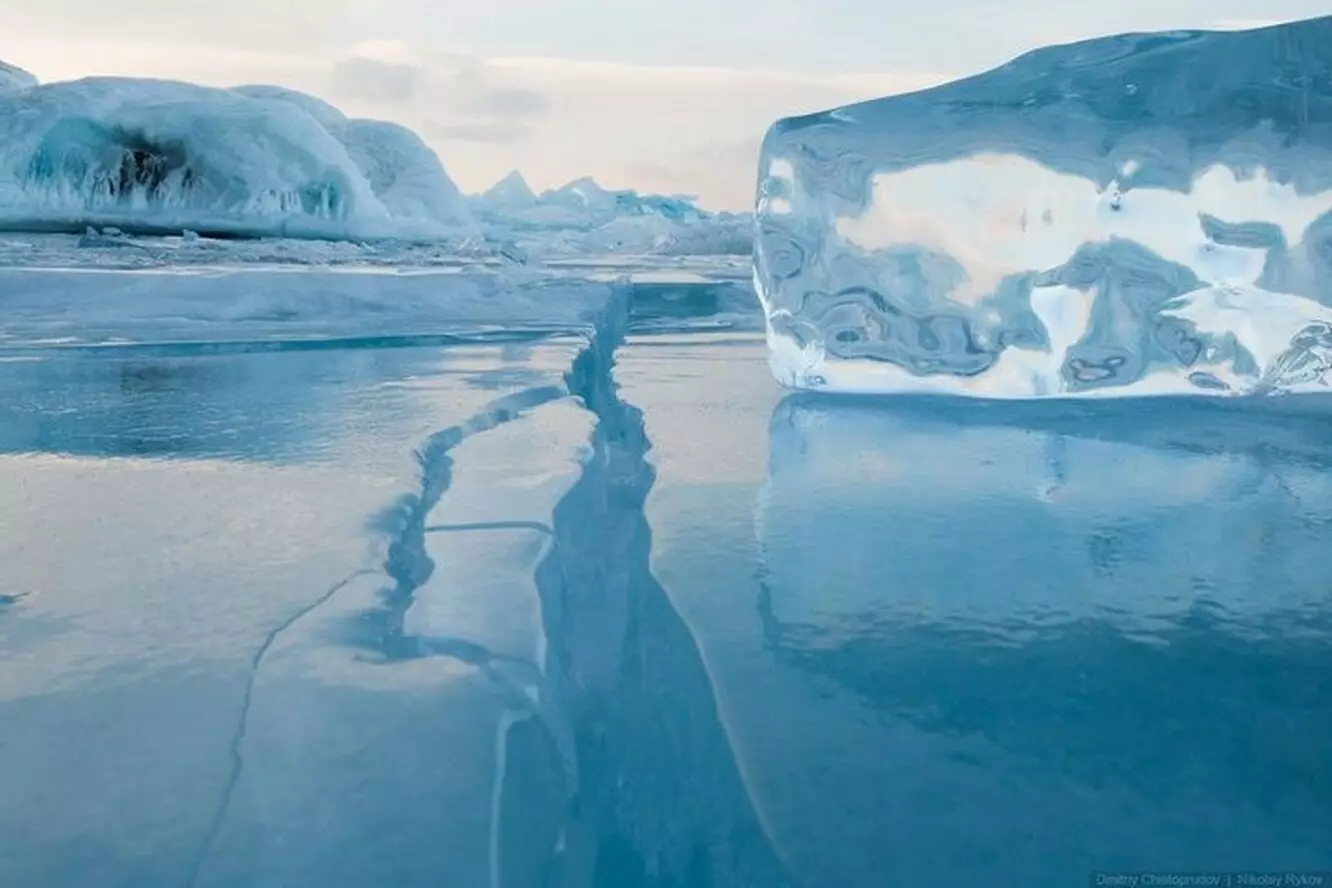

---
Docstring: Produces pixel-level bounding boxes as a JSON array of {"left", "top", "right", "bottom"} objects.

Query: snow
[
  {"left": 0, "top": 71, "right": 472, "bottom": 240},
  {"left": 755, "top": 16, "right": 1332, "bottom": 398}
]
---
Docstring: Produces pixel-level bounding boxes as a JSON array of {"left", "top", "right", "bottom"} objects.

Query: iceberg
[
  {"left": 754, "top": 16, "right": 1332, "bottom": 397},
  {"left": 0, "top": 69, "right": 473, "bottom": 240}
]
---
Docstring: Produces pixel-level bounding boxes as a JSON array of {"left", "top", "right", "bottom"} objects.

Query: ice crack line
[
  {"left": 367, "top": 289, "right": 632, "bottom": 661},
  {"left": 424, "top": 520, "right": 553, "bottom": 536},
  {"left": 368, "top": 383, "right": 569, "bottom": 659},
  {"left": 186, "top": 568, "right": 375, "bottom": 888}
]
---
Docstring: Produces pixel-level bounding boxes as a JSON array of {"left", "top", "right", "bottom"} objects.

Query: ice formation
[
  {"left": 472, "top": 173, "right": 752, "bottom": 256},
  {"left": 333, "top": 119, "right": 471, "bottom": 228},
  {"left": 0, "top": 69, "right": 472, "bottom": 239},
  {"left": 0, "top": 61, "right": 37, "bottom": 94},
  {"left": 0, "top": 63, "right": 743, "bottom": 253},
  {"left": 477, "top": 170, "right": 538, "bottom": 212},
  {"left": 754, "top": 16, "right": 1332, "bottom": 397}
]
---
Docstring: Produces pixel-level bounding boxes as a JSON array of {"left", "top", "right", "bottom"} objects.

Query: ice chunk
[
  {"left": 0, "top": 73, "right": 470, "bottom": 239},
  {"left": 754, "top": 17, "right": 1332, "bottom": 398}
]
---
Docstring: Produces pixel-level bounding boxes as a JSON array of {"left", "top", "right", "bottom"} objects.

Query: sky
[{"left": 0, "top": 1, "right": 1326, "bottom": 210}]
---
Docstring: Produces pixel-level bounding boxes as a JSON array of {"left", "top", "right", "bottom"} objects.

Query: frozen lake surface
[{"left": 2, "top": 264, "right": 1331, "bottom": 887}]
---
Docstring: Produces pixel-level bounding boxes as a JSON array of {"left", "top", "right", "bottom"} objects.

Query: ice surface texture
[
  {"left": 754, "top": 17, "right": 1332, "bottom": 397},
  {"left": 0, "top": 72, "right": 472, "bottom": 239}
]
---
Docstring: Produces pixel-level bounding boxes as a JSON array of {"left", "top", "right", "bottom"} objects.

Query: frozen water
[
  {"left": 0, "top": 266, "right": 607, "bottom": 349},
  {"left": 618, "top": 338, "right": 1332, "bottom": 884},
  {"left": 5, "top": 16, "right": 1332, "bottom": 884},
  {"left": 1, "top": 274, "right": 1330, "bottom": 886},
  {"left": 0, "top": 246, "right": 759, "bottom": 351},
  {"left": 0, "top": 71, "right": 471, "bottom": 239},
  {"left": 755, "top": 16, "right": 1332, "bottom": 397}
]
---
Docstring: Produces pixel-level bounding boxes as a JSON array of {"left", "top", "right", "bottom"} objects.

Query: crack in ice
[{"left": 186, "top": 568, "right": 375, "bottom": 888}]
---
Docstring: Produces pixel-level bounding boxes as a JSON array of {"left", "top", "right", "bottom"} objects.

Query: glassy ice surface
[
  {"left": 755, "top": 17, "right": 1332, "bottom": 397},
  {"left": 2, "top": 269, "right": 1331, "bottom": 887}
]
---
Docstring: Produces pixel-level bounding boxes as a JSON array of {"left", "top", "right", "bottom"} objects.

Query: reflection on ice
[{"left": 750, "top": 392, "right": 1332, "bottom": 882}]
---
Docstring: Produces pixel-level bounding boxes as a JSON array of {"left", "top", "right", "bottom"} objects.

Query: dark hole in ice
[
  {"left": 114, "top": 131, "right": 194, "bottom": 198},
  {"left": 26, "top": 119, "right": 198, "bottom": 204}
]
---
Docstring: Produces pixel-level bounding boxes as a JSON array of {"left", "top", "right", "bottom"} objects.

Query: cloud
[
  {"left": 328, "top": 57, "right": 422, "bottom": 104},
  {"left": 627, "top": 139, "right": 763, "bottom": 211},
  {"left": 467, "top": 87, "right": 549, "bottom": 119},
  {"left": 424, "top": 120, "right": 535, "bottom": 144},
  {"left": 323, "top": 46, "right": 553, "bottom": 149},
  {"left": 0, "top": 30, "right": 944, "bottom": 210}
]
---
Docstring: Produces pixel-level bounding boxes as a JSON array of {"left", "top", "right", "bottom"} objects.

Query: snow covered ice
[
  {"left": 0, "top": 58, "right": 750, "bottom": 257},
  {"left": 754, "top": 16, "right": 1332, "bottom": 398},
  {"left": 0, "top": 66, "right": 473, "bottom": 240}
]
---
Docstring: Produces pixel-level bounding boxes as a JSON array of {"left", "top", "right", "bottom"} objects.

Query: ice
[
  {"left": 331, "top": 119, "right": 472, "bottom": 228},
  {"left": 476, "top": 169, "right": 538, "bottom": 213},
  {"left": 0, "top": 60, "right": 742, "bottom": 256},
  {"left": 0, "top": 71, "right": 472, "bottom": 240},
  {"left": 0, "top": 61, "right": 37, "bottom": 94},
  {"left": 228, "top": 85, "right": 348, "bottom": 129},
  {"left": 471, "top": 172, "right": 753, "bottom": 256},
  {"left": 232, "top": 86, "right": 471, "bottom": 228},
  {"left": 3, "top": 287, "right": 1331, "bottom": 885},
  {"left": 0, "top": 266, "right": 615, "bottom": 350},
  {"left": 611, "top": 336, "right": 1332, "bottom": 884},
  {"left": 754, "top": 16, "right": 1332, "bottom": 398}
]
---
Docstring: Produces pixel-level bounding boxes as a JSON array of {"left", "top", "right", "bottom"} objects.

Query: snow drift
[{"left": 0, "top": 68, "right": 473, "bottom": 240}]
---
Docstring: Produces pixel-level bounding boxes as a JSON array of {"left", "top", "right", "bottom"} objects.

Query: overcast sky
[{"left": 0, "top": 1, "right": 1325, "bottom": 209}]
